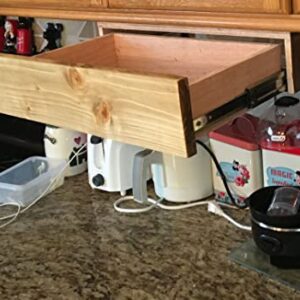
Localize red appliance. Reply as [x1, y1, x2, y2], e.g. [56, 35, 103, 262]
[258, 95, 300, 149]
[17, 17, 33, 55]
[257, 95, 300, 187]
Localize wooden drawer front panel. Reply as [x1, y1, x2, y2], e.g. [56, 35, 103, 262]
[0, 34, 281, 157]
[0, 57, 193, 158]
[0, 37, 194, 158]
[0, 0, 108, 10]
[109, 0, 291, 14]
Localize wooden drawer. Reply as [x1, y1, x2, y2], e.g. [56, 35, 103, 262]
[294, 0, 300, 13]
[109, 0, 291, 14]
[0, 0, 108, 10]
[0, 34, 281, 157]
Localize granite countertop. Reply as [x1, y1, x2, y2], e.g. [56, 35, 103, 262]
[0, 174, 299, 300]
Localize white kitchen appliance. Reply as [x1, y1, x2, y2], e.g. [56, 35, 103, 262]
[44, 126, 87, 177]
[88, 135, 148, 196]
[133, 141, 213, 203]
[258, 95, 300, 187]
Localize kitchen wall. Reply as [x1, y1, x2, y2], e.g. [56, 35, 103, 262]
[33, 19, 98, 50]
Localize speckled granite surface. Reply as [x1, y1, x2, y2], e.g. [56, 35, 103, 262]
[0, 174, 300, 300]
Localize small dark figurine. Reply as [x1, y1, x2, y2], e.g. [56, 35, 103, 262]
[41, 22, 64, 52]
[3, 20, 16, 54]
[55, 23, 64, 48]
[232, 160, 240, 171]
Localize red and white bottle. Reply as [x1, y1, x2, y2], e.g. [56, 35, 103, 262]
[17, 17, 33, 56]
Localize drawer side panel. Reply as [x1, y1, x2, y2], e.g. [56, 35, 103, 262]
[189, 44, 282, 119]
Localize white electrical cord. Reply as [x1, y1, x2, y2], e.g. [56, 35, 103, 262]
[114, 185, 251, 232]
[114, 196, 163, 214]
[0, 202, 21, 228]
[0, 143, 87, 228]
[114, 195, 213, 214]
[208, 200, 252, 232]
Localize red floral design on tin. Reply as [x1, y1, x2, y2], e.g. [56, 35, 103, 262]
[235, 176, 245, 187]
[239, 165, 250, 180]
[231, 162, 250, 187]
[218, 192, 226, 198]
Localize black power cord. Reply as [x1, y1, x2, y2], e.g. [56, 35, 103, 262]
[196, 140, 248, 209]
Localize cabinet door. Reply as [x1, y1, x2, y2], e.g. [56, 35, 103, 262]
[109, 0, 291, 14]
[0, 0, 108, 10]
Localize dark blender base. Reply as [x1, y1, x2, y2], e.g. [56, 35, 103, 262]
[270, 256, 300, 269]
[250, 186, 300, 270]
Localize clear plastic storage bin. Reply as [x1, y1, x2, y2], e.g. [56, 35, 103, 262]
[0, 157, 65, 207]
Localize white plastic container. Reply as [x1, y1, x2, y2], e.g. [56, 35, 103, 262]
[209, 115, 263, 206]
[0, 157, 65, 207]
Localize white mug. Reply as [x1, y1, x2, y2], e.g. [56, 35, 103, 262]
[44, 126, 87, 177]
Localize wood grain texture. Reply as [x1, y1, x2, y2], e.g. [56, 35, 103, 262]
[1, 31, 282, 155]
[98, 23, 298, 92]
[109, 0, 292, 14]
[1, 7, 300, 32]
[113, 34, 280, 85]
[39, 33, 281, 118]
[0, 54, 196, 157]
[293, 0, 300, 13]
[36, 34, 118, 68]
[0, 0, 108, 10]
[190, 43, 282, 118]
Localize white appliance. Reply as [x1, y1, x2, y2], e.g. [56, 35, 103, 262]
[133, 141, 213, 203]
[88, 135, 148, 196]
[44, 126, 87, 177]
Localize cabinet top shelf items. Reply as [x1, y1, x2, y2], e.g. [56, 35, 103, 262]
[2, 0, 300, 32]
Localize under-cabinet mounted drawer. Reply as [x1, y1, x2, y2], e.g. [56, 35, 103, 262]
[0, 34, 282, 157]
